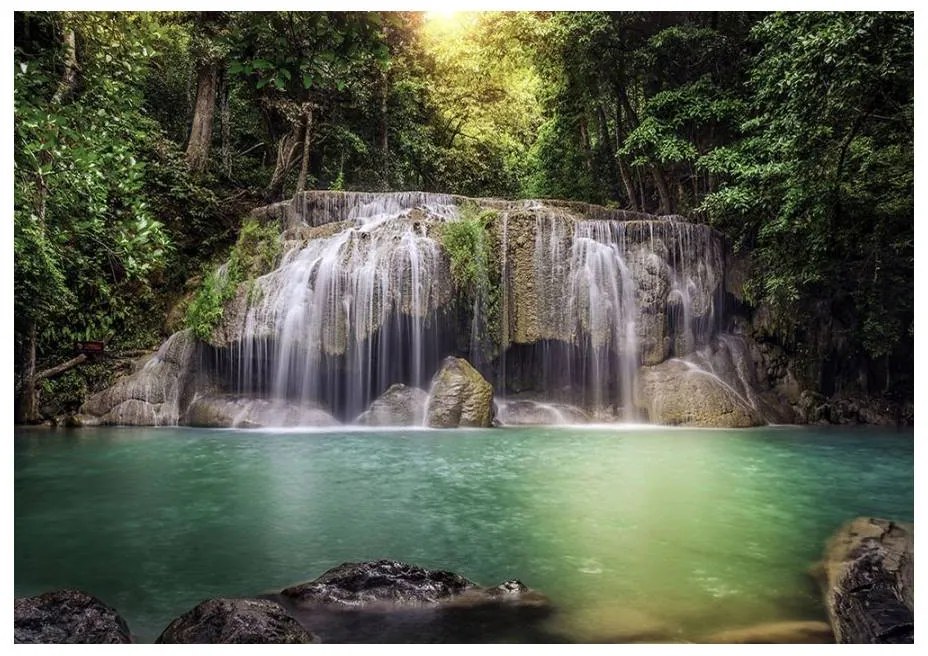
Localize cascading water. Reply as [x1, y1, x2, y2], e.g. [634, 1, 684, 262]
[219, 193, 460, 420]
[83, 191, 781, 428]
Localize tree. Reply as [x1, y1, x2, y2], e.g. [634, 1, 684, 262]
[701, 11, 913, 391]
[14, 12, 172, 420]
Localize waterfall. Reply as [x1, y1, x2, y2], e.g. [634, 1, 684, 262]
[223, 192, 460, 420]
[87, 191, 770, 427]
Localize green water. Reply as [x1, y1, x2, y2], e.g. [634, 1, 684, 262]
[14, 425, 912, 643]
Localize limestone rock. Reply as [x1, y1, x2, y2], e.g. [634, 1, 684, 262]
[819, 517, 913, 643]
[14, 589, 132, 644]
[636, 358, 763, 427]
[156, 598, 314, 644]
[425, 357, 495, 428]
[184, 395, 338, 428]
[79, 330, 202, 426]
[354, 383, 429, 426]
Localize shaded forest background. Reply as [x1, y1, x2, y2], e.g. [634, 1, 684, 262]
[12, 11, 913, 420]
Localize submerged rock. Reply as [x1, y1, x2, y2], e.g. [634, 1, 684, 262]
[707, 621, 834, 643]
[14, 589, 132, 644]
[818, 517, 913, 643]
[156, 598, 314, 644]
[355, 384, 429, 426]
[183, 395, 338, 428]
[425, 357, 495, 428]
[280, 560, 546, 610]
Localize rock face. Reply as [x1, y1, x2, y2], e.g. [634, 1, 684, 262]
[355, 384, 429, 426]
[156, 598, 314, 644]
[184, 395, 339, 428]
[280, 560, 545, 610]
[819, 517, 913, 643]
[636, 357, 763, 428]
[14, 589, 133, 644]
[425, 357, 495, 428]
[78, 330, 202, 425]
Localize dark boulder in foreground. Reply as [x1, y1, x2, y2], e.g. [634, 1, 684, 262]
[276, 560, 551, 643]
[156, 598, 315, 644]
[280, 559, 547, 610]
[819, 517, 913, 643]
[14, 589, 132, 644]
[281, 560, 475, 608]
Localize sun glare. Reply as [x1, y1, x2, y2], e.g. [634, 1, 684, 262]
[423, 10, 473, 34]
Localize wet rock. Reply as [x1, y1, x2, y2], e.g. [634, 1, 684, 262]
[184, 395, 338, 428]
[14, 589, 132, 644]
[707, 621, 834, 643]
[79, 330, 202, 426]
[281, 560, 474, 608]
[425, 357, 495, 428]
[496, 399, 589, 425]
[818, 517, 913, 643]
[280, 560, 546, 610]
[156, 598, 314, 644]
[636, 357, 763, 427]
[355, 384, 429, 426]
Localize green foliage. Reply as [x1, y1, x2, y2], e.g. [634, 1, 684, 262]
[701, 11, 913, 364]
[185, 218, 281, 340]
[440, 203, 502, 349]
[14, 11, 174, 369]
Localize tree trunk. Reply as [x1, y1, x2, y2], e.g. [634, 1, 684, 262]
[651, 167, 674, 214]
[21, 324, 38, 423]
[295, 104, 314, 194]
[266, 121, 305, 202]
[220, 71, 231, 177]
[51, 27, 79, 105]
[579, 116, 594, 174]
[617, 156, 639, 212]
[380, 68, 390, 191]
[185, 59, 219, 174]
[613, 93, 640, 211]
[18, 333, 91, 424]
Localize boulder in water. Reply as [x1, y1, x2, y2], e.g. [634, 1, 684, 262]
[183, 395, 339, 428]
[156, 598, 315, 644]
[355, 384, 429, 426]
[425, 357, 495, 428]
[14, 589, 132, 644]
[818, 517, 913, 643]
[280, 559, 546, 610]
[636, 358, 764, 428]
